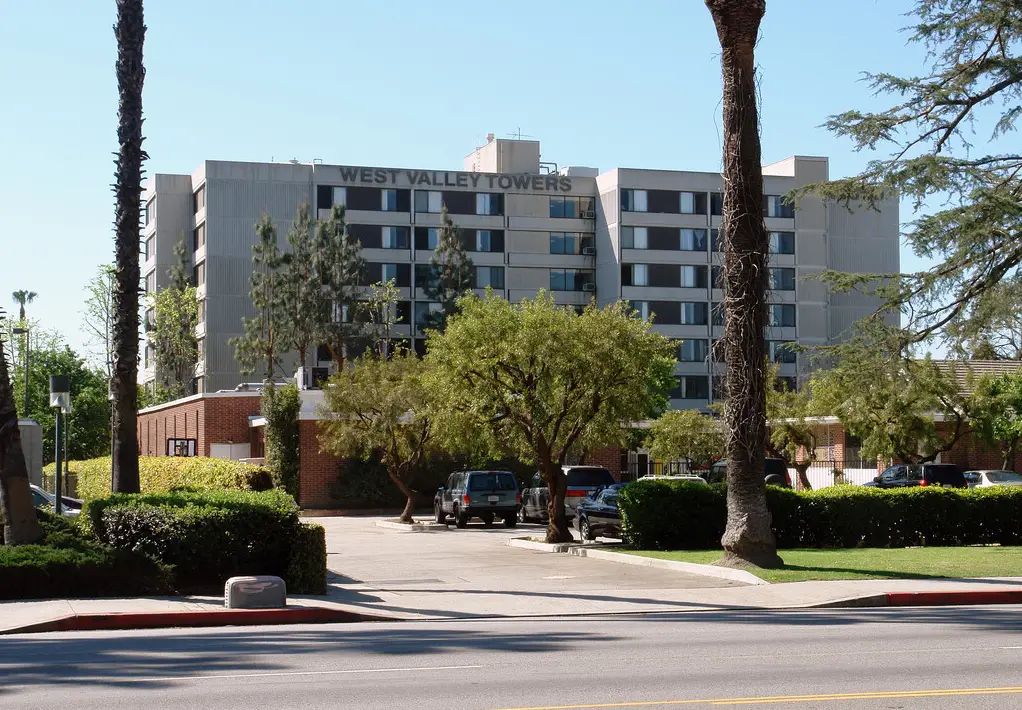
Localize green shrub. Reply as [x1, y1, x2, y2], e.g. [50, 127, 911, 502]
[85, 489, 312, 592]
[287, 523, 327, 594]
[47, 456, 274, 501]
[618, 480, 1022, 551]
[264, 383, 302, 501]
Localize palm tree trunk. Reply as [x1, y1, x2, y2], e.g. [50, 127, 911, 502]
[110, 0, 146, 493]
[706, 0, 781, 569]
[0, 334, 43, 544]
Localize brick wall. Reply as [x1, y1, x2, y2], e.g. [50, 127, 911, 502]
[136, 393, 261, 458]
[588, 445, 623, 481]
[299, 420, 343, 508]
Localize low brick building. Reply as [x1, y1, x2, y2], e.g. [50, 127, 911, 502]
[137, 391, 263, 459]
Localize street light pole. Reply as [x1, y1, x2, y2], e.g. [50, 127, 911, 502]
[49, 375, 70, 515]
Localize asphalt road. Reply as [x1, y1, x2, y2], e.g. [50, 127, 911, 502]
[3, 606, 1022, 709]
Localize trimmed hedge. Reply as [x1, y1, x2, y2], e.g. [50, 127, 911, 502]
[46, 456, 274, 501]
[619, 480, 1022, 551]
[85, 490, 326, 593]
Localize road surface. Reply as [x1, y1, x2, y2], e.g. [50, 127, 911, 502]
[3, 606, 1022, 708]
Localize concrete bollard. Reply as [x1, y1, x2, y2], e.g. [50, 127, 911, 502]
[225, 575, 287, 609]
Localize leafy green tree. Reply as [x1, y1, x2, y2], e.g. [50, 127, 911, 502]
[948, 281, 1022, 361]
[765, 366, 822, 490]
[646, 410, 724, 474]
[146, 238, 198, 401]
[319, 352, 433, 523]
[279, 204, 322, 374]
[359, 279, 403, 358]
[704, 0, 779, 568]
[425, 292, 676, 542]
[80, 265, 115, 377]
[0, 326, 43, 544]
[798, 0, 1022, 353]
[262, 382, 301, 500]
[232, 214, 286, 380]
[422, 205, 474, 332]
[316, 205, 365, 369]
[111, 0, 146, 494]
[970, 372, 1022, 470]
[811, 326, 970, 465]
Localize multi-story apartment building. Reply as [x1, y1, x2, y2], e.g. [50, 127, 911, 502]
[141, 136, 898, 409]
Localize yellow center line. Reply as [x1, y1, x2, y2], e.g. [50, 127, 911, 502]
[491, 685, 1022, 710]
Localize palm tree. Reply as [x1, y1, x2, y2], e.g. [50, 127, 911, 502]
[10, 291, 36, 322]
[110, 0, 146, 494]
[705, 0, 781, 568]
[0, 323, 43, 544]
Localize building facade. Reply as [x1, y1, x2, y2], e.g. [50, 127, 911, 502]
[141, 136, 899, 409]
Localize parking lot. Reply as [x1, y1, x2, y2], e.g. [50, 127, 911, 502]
[307, 514, 745, 619]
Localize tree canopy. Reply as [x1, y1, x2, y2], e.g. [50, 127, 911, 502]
[422, 205, 474, 332]
[970, 371, 1022, 470]
[146, 237, 198, 401]
[646, 409, 724, 473]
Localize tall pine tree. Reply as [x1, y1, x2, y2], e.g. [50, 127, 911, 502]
[316, 204, 365, 370]
[232, 215, 286, 381]
[422, 205, 474, 332]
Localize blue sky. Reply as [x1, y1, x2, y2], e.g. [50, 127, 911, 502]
[0, 0, 925, 359]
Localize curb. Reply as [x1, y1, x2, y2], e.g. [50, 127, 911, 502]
[807, 589, 1022, 609]
[0, 606, 393, 636]
[375, 520, 447, 532]
[568, 547, 769, 586]
[508, 537, 576, 553]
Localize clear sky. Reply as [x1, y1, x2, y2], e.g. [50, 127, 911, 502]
[0, 0, 925, 361]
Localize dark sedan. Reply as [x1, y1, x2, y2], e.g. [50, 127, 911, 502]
[575, 483, 629, 541]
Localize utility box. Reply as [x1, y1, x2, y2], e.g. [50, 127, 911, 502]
[18, 419, 42, 487]
[224, 575, 287, 609]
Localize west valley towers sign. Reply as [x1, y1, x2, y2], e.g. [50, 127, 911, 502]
[324, 166, 575, 193]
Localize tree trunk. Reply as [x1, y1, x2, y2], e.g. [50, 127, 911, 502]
[543, 460, 571, 544]
[388, 469, 416, 524]
[706, 0, 781, 569]
[0, 335, 43, 545]
[110, 0, 146, 494]
[1003, 439, 1019, 472]
[795, 463, 813, 491]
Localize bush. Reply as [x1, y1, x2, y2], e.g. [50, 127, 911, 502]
[287, 523, 327, 595]
[618, 480, 1022, 551]
[264, 383, 301, 501]
[84, 489, 325, 593]
[47, 456, 274, 501]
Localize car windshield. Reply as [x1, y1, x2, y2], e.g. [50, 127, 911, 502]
[468, 473, 517, 491]
[986, 471, 1022, 483]
[566, 468, 615, 487]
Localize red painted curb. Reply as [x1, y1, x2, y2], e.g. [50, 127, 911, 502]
[2, 607, 381, 635]
[885, 590, 1022, 607]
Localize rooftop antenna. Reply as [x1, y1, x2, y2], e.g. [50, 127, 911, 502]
[507, 127, 534, 141]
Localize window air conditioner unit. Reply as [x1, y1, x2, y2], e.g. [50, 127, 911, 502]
[582, 282, 597, 292]
[580, 210, 595, 219]
[582, 247, 597, 256]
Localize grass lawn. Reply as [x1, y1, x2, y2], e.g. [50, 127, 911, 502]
[620, 547, 1022, 583]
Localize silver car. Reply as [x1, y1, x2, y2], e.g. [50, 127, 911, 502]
[963, 470, 1022, 488]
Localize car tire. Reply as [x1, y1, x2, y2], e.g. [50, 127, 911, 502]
[434, 503, 446, 524]
[503, 516, 517, 529]
[482, 514, 494, 527]
[580, 517, 594, 542]
[455, 508, 469, 529]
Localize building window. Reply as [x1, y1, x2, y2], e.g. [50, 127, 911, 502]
[414, 227, 440, 250]
[670, 376, 710, 400]
[476, 193, 500, 215]
[475, 266, 504, 290]
[620, 227, 648, 249]
[380, 189, 398, 211]
[621, 190, 648, 213]
[712, 302, 724, 327]
[712, 265, 722, 289]
[196, 338, 205, 360]
[680, 302, 709, 325]
[476, 230, 492, 252]
[769, 267, 796, 291]
[631, 300, 650, 320]
[677, 339, 709, 362]
[381, 263, 401, 284]
[193, 261, 206, 287]
[764, 195, 795, 219]
[145, 307, 155, 328]
[414, 190, 443, 213]
[549, 195, 595, 218]
[680, 265, 708, 289]
[710, 192, 723, 216]
[144, 197, 156, 225]
[414, 302, 443, 331]
[711, 229, 722, 252]
[679, 191, 707, 215]
[551, 232, 594, 255]
[769, 304, 797, 328]
[193, 223, 206, 251]
[166, 438, 197, 457]
[414, 264, 440, 291]
[680, 229, 708, 251]
[712, 374, 727, 402]
[144, 235, 155, 261]
[768, 341, 797, 364]
[196, 299, 206, 325]
[622, 263, 648, 287]
[145, 271, 156, 294]
[382, 226, 409, 249]
[769, 231, 795, 255]
[550, 269, 594, 292]
[193, 185, 205, 214]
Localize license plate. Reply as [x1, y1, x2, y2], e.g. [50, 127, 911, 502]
[488, 495, 499, 502]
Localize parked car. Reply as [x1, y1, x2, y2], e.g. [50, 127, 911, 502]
[637, 474, 709, 485]
[434, 470, 520, 528]
[575, 482, 629, 541]
[519, 466, 617, 523]
[863, 463, 967, 489]
[706, 458, 791, 487]
[30, 484, 82, 517]
[963, 469, 1022, 488]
